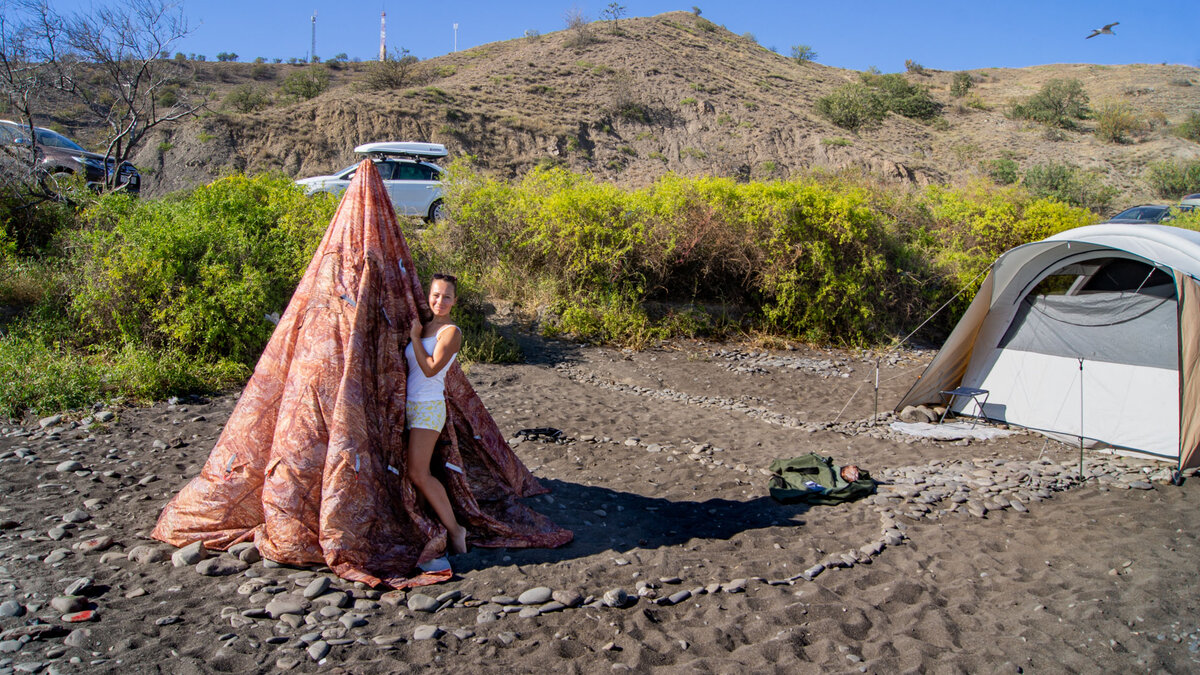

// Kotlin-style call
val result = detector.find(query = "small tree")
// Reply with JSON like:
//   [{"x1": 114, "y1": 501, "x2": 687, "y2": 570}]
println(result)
[
  {"x1": 600, "y1": 3, "x2": 626, "y2": 30},
  {"x1": 361, "y1": 47, "x2": 422, "y2": 91},
  {"x1": 280, "y1": 64, "x2": 329, "y2": 101},
  {"x1": 564, "y1": 7, "x2": 597, "y2": 48},
  {"x1": 216, "y1": 51, "x2": 238, "y2": 62},
  {"x1": 1010, "y1": 78, "x2": 1090, "y2": 129},
  {"x1": 950, "y1": 72, "x2": 973, "y2": 98},
  {"x1": 790, "y1": 45, "x2": 817, "y2": 63},
  {"x1": 1095, "y1": 100, "x2": 1142, "y2": 143},
  {"x1": 904, "y1": 59, "x2": 927, "y2": 75}
]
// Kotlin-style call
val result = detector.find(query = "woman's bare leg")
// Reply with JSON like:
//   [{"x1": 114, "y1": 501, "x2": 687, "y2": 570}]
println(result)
[{"x1": 406, "y1": 427, "x2": 468, "y2": 554}]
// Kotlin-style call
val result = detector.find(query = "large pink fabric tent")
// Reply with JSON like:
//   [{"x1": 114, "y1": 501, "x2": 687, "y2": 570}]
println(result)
[{"x1": 152, "y1": 160, "x2": 571, "y2": 588}]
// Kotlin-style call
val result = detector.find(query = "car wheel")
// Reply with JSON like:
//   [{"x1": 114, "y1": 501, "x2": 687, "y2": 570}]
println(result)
[{"x1": 426, "y1": 200, "x2": 446, "y2": 224}]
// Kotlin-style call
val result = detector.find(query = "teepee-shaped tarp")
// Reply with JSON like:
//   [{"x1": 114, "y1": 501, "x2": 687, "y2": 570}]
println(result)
[{"x1": 152, "y1": 160, "x2": 571, "y2": 588}]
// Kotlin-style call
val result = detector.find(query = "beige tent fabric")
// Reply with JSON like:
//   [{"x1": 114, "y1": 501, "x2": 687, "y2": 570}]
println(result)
[
  {"x1": 895, "y1": 273, "x2": 996, "y2": 410},
  {"x1": 1175, "y1": 272, "x2": 1200, "y2": 469},
  {"x1": 152, "y1": 160, "x2": 571, "y2": 588}
]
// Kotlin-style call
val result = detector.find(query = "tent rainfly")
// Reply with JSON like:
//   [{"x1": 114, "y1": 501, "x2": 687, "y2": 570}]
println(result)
[{"x1": 896, "y1": 224, "x2": 1200, "y2": 470}]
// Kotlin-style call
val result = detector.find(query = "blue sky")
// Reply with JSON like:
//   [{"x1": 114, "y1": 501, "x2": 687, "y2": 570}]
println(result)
[{"x1": 46, "y1": 1, "x2": 1200, "y2": 72}]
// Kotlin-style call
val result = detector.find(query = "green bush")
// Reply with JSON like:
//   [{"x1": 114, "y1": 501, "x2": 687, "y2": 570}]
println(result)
[
  {"x1": 815, "y1": 83, "x2": 886, "y2": 131},
  {"x1": 1145, "y1": 159, "x2": 1200, "y2": 198},
  {"x1": 950, "y1": 72, "x2": 973, "y2": 98},
  {"x1": 791, "y1": 45, "x2": 817, "y2": 63},
  {"x1": 71, "y1": 174, "x2": 336, "y2": 363},
  {"x1": 1095, "y1": 100, "x2": 1142, "y2": 143},
  {"x1": 980, "y1": 158, "x2": 1019, "y2": 185},
  {"x1": 860, "y1": 72, "x2": 942, "y2": 121},
  {"x1": 1021, "y1": 162, "x2": 1117, "y2": 212},
  {"x1": 1010, "y1": 78, "x2": 1089, "y2": 129},
  {"x1": 904, "y1": 60, "x2": 927, "y2": 76},
  {"x1": 279, "y1": 65, "x2": 330, "y2": 101},
  {"x1": 225, "y1": 84, "x2": 271, "y2": 113},
  {"x1": 1175, "y1": 112, "x2": 1200, "y2": 143}
]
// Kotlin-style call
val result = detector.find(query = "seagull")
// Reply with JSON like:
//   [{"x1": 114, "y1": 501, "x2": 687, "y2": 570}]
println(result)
[{"x1": 1086, "y1": 22, "x2": 1119, "y2": 39}]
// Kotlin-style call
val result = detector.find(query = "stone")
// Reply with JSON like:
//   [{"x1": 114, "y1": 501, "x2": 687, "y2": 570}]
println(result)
[
  {"x1": 0, "y1": 601, "x2": 24, "y2": 618},
  {"x1": 551, "y1": 590, "x2": 583, "y2": 607},
  {"x1": 306, "y1": 640, "x2": 330, "y2": 661},
  {"x1": 724, "y1": 579, "x2": 748, "y2": 593},
  {"x1": 302, "y1": 577, "x2": 330, "y2": 599},
  {"x1": 1130, "y1": 481, "x2": 1154, "y2": 490},
  {"x1": 664, "y1": 590, "x2": 691, "y2": 605},
  {"x1": 0, "y1": 639, "x2": 21, "y2": 653},
  {"x1": 372, "y1": 635, "x2": 405, "y2": 646},
  {"x1": 62, "y1": 510, "x2": 90, "y2": 524},
  {"x1": 413, "y1": 625, "x2": 443, "y2": 641},
  {"x1": 127, "y1": 545, "x2": 166, "y2": 564},
  {"x1": 55, "y1": 461, "x2": 83, "y2": 473},
  {"x1": 155, "y1": 615, "x2": 183, "y2": 626},
  {"x1": 75, "y1": 536, "x2": 114, "y2": 554},
  {"x1": 339, "y1": 614, "x2": 367, "y2": 629},
  {"x1": 64, "y1": 578, "x2": 92, "y2": 596},
  {"x1": 50, "y1": 596, "x2": 87, "y2": 614},
  {"x1": 801, "y1": 564, "x2": 825, "y2": 581},
  {"x1": 62, "y1": 610, "x2": 95, "y2": 623},
  {"x1": 517, "y1": 587, "x2": 553, "y2": 605},
  {"x1": 63, "y1": 629, "x2": 91, "y2": 649},
  {"x1": 539, "y1": 601, "x2": 566, "y2": 613},
  {"x1": 171, "y1": 542, "x2": 207, "y2": 567},
  {"x1": 602, "y1": 588, "x2": 629, "y2": 608},
  {"x1": 899, "y1": 406, "x2": 934, "y2": 423},
  {"x1": 94, "y1": 411, "x2": 114, "y2": 423},
  {"x1": 517, "y1": 606, "x2": 540, "y2": 618},
  {"x1": 265, "y1": 596, "x2": 310, "y2": 619},
  {"x1": 197, "y1": 557, "x2": 248, "y2": 577},
  {"x1": 238, "y1": 546, "x2": 262, "y2": 564},
  {"x1": 407, "y1": 594, "x2": 438, "y2": 613},
  {"x1": 39, "y1": 415, "x2": 62, "y2": 429}
]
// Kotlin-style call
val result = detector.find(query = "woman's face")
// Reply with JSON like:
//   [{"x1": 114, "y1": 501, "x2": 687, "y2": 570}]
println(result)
[{"x1": 429, "y1": 279, "x2": 457, "y2": 318}]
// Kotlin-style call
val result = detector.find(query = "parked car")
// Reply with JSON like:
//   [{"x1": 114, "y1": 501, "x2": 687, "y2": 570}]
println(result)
[
  {"x1": 296, "y1": 141, "x2": 447, "y2": 222},
  {"x1": 1102, "y1": 204, "x2": 1176, "y2": 224},
  {"x1": 0, "y1": 120, "x2": 140, "y2": 194},
  {"x1": 1181, "y1": 193, "x2": 1200, "y2": 208}
]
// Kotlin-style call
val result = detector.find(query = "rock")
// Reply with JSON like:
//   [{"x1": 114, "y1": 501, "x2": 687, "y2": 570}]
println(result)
[
  {"x1": 237, "y1": 546, "x2": 261, "y2": 564},
  {"x1": 50, "y1": 596, "x2": 87, "y2": 614},
  {"x1": 407, "y1": 594, "x2": 438, "y2": 613},
  {"x1": 539, "y1": 601, "x2": 566, "y2": 613},
  {"x1": 276, "y1": 656, "x2": 301, "y2": 671},
  {"x1": 372, "y1": 635, "x2": 405, "y2": 646},
  {"x1": 724, "y1": 579, "x2": 748, "y2": 593},
  {"x1": 171, "y1": 541, "x2": 207, "y2": 567},
  {"x1": 155, "y1": 615, "x2": 183, "y2": 626},
  {"x1": 517, "y1": 587, "x2": 553, "y2": 605},
  {"x1": 435, "y1": 589, "x2": 462, "y2": 604},
  {"x1": 47, "y1": 526, "x2": 68, "y2": 541},
  {"x1": 306, "y1": 640, "x2": 330, "y2": 661},
  {"x1": 99, "y1": 551, "x2": 127, "y2": 565},
  {"x1": 413, "y1": 625, "x2": 443, "y2": 641},
  {"x1": 0, "y1": 601, "x2": 24, "y2": 618},
  {"x1": 517, "y1": 606, "x2": 540, "y2": 618},
  {"x1": 551, "y1": 590, "x2": 583, "y2": 607},
  {"x1": 55, "y1": 461, "x2": 83, "y2": 473},
  {"x1": 1130, "y1": 481, "x2": 1154, "y2": 490},
  {"x1": 196, "y1": 557, "x2": 248, "y2": 577},
  {"x1": 64, "y1": 578, "x2": 92, "y2": 596},
  {"x1": 265, "y1": 596, "x2": 310, "y2": 619},
  {"x1": 602, "y1": 588, "x2": 629, "y2": 608},
  {"x1": 379, "y1": 591, "x2": 404, "y2": 607},
  {"x1": 94, "y1": 411, "x2": 114, "y2": 423},
  {"x1": 663, "y1": 590, "x2": 692, "y2": 606},
  {"x1": 62, "y1": 510, "x2": 90, "y2": 524},
  {"x1": 453, "y1": 628, "x2": 475, "y2": 640},
  {"x1": 61, "y1": 610, "x2": 95, "y2": 623},
  {"x1": 75, "y1": 536, "x2": 114, "y2": 553},
  {"x1": 63, "y1": 629, "x2": 91, "y2": 649},
  {"x1": 127, "y1": 545, "x2": 166, "y2": 564},
  {"x1": 0, "y1": 639, "x2": 21, "y2": 653},
  {"x1": 899, "y1": 406, "x2": 934, "y2": 423},
  {"x1": 801, "y1": 564, "x2": 825, "y2": 581},
  {"x1": 339, "y1": 614, "x2": 367, "y2": 629},
  {"x1": 39, "y1": 415, "x2": 62, "y2": 429},
  {"x1": 302, "y1": 577, "x2": 330, "y2": 599},
  {"x1": 490, "y1": 595, "x2": 517, "y2": 605}
]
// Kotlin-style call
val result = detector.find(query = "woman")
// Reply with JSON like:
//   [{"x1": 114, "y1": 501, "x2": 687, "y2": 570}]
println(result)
[{"x1": 405, "y1": 273, "x2": 469, "y2": 555}]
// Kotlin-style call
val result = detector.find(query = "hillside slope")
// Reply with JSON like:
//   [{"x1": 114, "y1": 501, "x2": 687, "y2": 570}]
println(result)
[{"x1": 132, "y1": 12, "x2": 1200, "y2": 205}]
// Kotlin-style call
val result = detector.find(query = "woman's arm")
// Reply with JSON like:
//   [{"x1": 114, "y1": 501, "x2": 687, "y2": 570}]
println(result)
[{"x1": 409, "y1": 323, "x2": 462, "y2": 377}]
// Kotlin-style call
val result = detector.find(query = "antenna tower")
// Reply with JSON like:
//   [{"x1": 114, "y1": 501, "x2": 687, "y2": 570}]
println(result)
[
  {"x1": 380, "y1": 11, "x2": 386, "y2": 61},
  {"x1": 310, "y1": 11, "x2": 317, "y2": 63}
]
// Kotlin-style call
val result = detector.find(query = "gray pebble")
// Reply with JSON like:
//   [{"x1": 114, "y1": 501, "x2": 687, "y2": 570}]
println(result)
[
  {"x1": 55, "y1": 461, "x2": 83, "y2": 473},
  {"x1": 724, "y1": 579, "x2": 748, "y2": 593},
  {"x1": 62, "y1": 510, "x2": 90, "y2": 524},
  {"x1": 94, "y1": 412, "x2": 114, "y2": 423},
  {"x1": 63, "y1": 629, "x2": 90, "y2": 649},
  {"x1": 171, "y1": 541, "x2": 207, "y2": 567},
  {"x1": 517, "y1": 606, "x2": 540, "y2": 618},
  {"x1": 302, "y1": 577, "x2": 330, "y2": 599},
  {"x1": 551, "y1": 590, "x2": 583, "y2": 607},
  {"x1": 0, "y1": 639, "x2": 21, "y2": 653},
  {"x1": 339, "y1": 614, "x2": 367, "y2": 629},
  {"x1": 196, "y1": 557, "x2": 248, "y2": 577},
  {"x1": 517, "y1": 587, "x2": 552, "y2": 605},
  {"x1": 413, "y1": 625, "x2": 443, "y2": 641},
  {"x1": 407, "y1": 593, "x2": 438, "y2": 613},
  {"x1": 306, "y1": 640, "x2": 330, "y2": 661},
  {"x1": 0, "y1": 600, "x2": 25, "y2": 617},
  {"x1": 154, "y1": 615, "x2": 183, "y2": 626},
  {"x1": 64, "y1": 577, "x2": 92, "y2": 596},
  {"x1": 126, "y1": 545, "x2": 166, "y2": 564},
  {"x1": 50, "y1": 596, "x2": 87, "y2": 614},
  {"x1": 602, "y1": 588, "x2": 629, "y2": 608},
  {"x1": 265, "y1": 595, "x2": 310, "y2": 619}
]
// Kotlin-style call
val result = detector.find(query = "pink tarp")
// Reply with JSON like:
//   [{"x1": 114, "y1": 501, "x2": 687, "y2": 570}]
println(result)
[{"x1": 152, "y1": 160, "x2": 571, "y2": 588}]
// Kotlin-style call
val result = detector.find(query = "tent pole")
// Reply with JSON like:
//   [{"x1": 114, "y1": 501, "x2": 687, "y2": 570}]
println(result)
[
  {"x1": 873, "y1": 357, "x2": 880, "y2": 424},
  {"x1": 1078, "y1": 358, "x2": 1084, "y2": 483}
]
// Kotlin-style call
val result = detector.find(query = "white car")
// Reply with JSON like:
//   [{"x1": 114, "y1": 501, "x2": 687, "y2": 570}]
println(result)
[{"x1": 296, "y1": 141, "x2": 447, "y2": 222}]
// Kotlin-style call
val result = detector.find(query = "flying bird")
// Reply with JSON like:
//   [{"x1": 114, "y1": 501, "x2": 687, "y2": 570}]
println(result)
[{"x1": 1086, "y1": 22, "x2": 1119, "y2": 39}]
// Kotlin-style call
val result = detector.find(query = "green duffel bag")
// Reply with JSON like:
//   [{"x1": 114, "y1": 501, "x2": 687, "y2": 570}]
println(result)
[{"x1": 768, "y1": 453, "x2": 877, "y2": 505}]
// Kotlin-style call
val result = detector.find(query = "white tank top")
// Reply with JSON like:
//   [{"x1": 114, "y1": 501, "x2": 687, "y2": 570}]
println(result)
[{"x1": 405, "y1": 324, "x2": 458, "y2": 401}]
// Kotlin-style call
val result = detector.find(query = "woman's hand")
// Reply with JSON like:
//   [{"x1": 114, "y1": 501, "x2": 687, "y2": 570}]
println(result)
[{"x1": 409, "y1": 319, "x2": 424, "y2": 343}]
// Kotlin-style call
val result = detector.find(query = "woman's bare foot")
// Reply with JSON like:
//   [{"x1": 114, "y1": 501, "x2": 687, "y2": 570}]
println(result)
[{"x1": 450, "y1": 526, "x2": 469, "y2": 555}]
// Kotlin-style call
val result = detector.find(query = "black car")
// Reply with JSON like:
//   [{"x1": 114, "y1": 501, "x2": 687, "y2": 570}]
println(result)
[
  {"x1": 0, "y1": 120, "x2": 140, "y2": 194},
  {"x1": 1102, "y1": 205, "x2": 1174, "y2": 224}
]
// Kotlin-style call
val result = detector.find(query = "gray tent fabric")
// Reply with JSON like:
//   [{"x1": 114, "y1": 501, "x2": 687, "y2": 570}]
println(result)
[{"x1": 998, "y1": 286, "x2": 1178, "y2": 369}]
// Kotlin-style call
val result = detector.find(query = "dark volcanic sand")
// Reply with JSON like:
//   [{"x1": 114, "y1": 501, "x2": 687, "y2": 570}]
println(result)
[{"x1": 1, "y1": 336, "x2": 1197, "y2": 673}]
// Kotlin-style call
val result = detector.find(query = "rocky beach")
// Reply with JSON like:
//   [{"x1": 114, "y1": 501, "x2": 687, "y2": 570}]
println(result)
[{"x1": 1, "y1": 336, "x2": 1197, "y2": 674}]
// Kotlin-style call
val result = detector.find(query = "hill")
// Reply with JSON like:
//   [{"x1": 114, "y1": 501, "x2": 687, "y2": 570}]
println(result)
[{"x1": 124, "y1": 12, "x2": 1200, "y2": 205}]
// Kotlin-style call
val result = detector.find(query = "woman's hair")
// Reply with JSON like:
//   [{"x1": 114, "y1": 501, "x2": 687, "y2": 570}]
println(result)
[{"x1": 431, "y1": 272, "x2": 458, "y2": 294}]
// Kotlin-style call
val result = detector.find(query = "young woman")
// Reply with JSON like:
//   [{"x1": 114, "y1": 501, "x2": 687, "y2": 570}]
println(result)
[{"x1": 405, "y1": 273, "x2": 469, "y2": 554}]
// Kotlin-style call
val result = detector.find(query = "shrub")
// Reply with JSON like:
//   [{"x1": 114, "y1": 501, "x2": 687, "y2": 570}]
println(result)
[
  {"x1": 791, "y1": 45, "x2": 817, "y2": 63},
  {"x1": 361, "y1": 48, "x2": 424, "y2": 90},
  {"x1": 905, "y1": 60, "x2": 927, "y2": 75},
  {"x1": 1010, "y1": 78, "x2": 1089, "y2": 129},
  {"x1": 1175, "y1": 112, "x2": 1200, "y2": 143},
  {"x1": 71, "y1": 174, "x2": 337, "y2": 364},
  {"x1": 815, "y1": 83, "x2": 885, "y2": 131},
  {"x1": 250, "y1": 63, "x2": 273, "y2": 80},
  {"x1": 950, "y1": 72, "x2": 973, "y2": 98},
  {"x1": 980, "y1": 158, "x2": 1019, "y2": 185},
  {"x1": 1021, "y1": 162, "x2": 1117, "y2": 212},
  {"x1": 225, "y1": 84, "x2": 271, "y2": 113},
  {"x1": 1095, "y1": 100, "x2": 1142, "y2": 143},
  {"x1": 860, "y1": 72, "x2": 942, "y2": 121},
  {"x1": 1145, "y1": 159, "x2": 1200, "y2": 198},
  {"x1": 279, "y1": 65, "x2": 330, "y2": 101}
]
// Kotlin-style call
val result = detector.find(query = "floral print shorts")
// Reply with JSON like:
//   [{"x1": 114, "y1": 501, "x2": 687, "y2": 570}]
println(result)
[{"x1": 406, "y1": 399, "x2": 446, "y2": 431}]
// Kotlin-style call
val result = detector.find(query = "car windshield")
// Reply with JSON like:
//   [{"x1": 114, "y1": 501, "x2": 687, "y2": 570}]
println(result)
[
  {"x1": 33, "y1": 128, "x2": 85, "y2": 152},
  {"x1": 1112, "y1": 206, "x2": 1169, "y2": 221}
]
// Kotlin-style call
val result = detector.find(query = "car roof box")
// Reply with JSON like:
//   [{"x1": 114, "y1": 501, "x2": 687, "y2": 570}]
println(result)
[{"x1": 354, "y1": 141, "x2": 448, "y2": 159}]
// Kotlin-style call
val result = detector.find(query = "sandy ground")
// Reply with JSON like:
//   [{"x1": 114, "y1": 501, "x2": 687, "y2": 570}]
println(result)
[{"x1": 1, "y1": 334, "x2": 1198, "y2": 674}]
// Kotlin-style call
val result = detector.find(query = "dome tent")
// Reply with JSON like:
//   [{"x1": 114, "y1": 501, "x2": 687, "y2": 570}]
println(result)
[
  {"x1": 152, "y1": 160, "x2": 571, "y2": 588},
  {"x1": 897, "y1": 224, "x2": 1200, "y2": 469}
]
